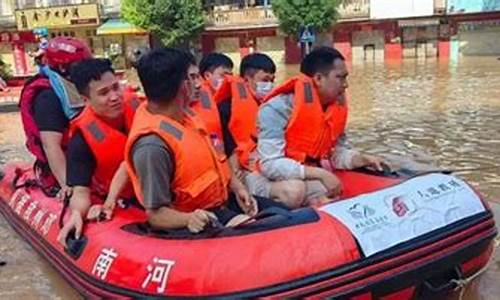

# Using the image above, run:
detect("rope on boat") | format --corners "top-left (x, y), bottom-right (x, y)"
top-left (58, 191), bottom-right (72, 229)
top-left (452, 237), bottom-right (500, 300)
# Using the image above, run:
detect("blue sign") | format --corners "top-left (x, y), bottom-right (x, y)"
top-left (33, 27), bottom-right (48, 37)
top-left (447, 0), bottom-right (500, 13)
top-left (299, 25), bottom-right (315, 43)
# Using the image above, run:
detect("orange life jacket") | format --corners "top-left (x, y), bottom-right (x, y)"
top-left (202, 78), bottom-right (218, 98)
top-left (69, 97), bottom-right (140, 197)
top-left (190, 82), bottom-right (224, 151)
top-left (264, 74), bottom-right (348, 164)
top-left (123, 84), bottom-right (145, 107)
top-left (214, 75), bottom-right (259, 170)
top-left (125, 103), bottom-right (231, 212)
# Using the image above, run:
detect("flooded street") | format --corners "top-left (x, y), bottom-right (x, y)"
top-left (1, 57), bottom-right (499, 299)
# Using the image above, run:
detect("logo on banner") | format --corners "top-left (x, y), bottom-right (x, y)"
top-left (392, 196), bottom-right (409, 217)
top-left (348, 203), bottom-right (375, 219)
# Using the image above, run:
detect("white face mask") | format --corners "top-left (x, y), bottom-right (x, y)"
top-left (255, 81), bottom-right (274, 99)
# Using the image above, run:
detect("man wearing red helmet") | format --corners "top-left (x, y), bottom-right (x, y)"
top-left (19, 37), bottom-right (92, 196)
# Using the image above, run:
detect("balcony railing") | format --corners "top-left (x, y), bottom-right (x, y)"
top-left (206, 1), bottom-right (371, 28)
top-left (337, 0), bottom-right (370, 20)
top-left (206, 7), bottom-right (277, 29)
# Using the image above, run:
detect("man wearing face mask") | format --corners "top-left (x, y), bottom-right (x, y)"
top-left (189, 57), bottom-right (283, 218)
top-left (199, 52), bottom-right (234, 97)
top-left (252, 47), bottom-right (387, 208)
top-left (214, 53), bottom-right (275, 170)
top-left (214, 53), bottom-right (306, 207)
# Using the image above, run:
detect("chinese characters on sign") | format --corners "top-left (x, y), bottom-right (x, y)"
top-left (15, 4), bottom-right (99, 31)
top-left (92, 248), bottom-right (119, 280)
top-left (9, 190), bottom-right (58, 236)
top-left (8, 189), bottom-right (181, 292)
top-left (142, 257), bottom-right (176, 293)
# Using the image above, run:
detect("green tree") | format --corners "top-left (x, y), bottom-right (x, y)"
top-left (0, 58), bottom-right (12, 80)
top-left (122, 0), bottom-right (205, 47)
top-left (271, 0), bottom-right (340, 37)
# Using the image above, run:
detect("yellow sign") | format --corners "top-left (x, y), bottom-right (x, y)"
top-left (15, 4), bottom-right (100, 31)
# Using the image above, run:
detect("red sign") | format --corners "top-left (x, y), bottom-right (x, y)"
top-left (13, 44), bottom-right (28, 76)
top-left (0, 31), bottom-right (36, 43)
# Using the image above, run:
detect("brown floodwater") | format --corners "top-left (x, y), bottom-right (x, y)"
top-left (0, 57), bottom-right (499, 299)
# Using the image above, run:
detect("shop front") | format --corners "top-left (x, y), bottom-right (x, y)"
top-left (399, 19), bottom-right (440, 58)
top-left (13, 3), bottom-right (100, 76)
top-left (0, 30), bottom-right (36, 77)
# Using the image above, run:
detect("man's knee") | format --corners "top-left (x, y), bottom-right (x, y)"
top-left (270, 180), bottom-right (306, 209)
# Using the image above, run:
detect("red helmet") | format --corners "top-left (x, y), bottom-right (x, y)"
top-left (45, 37), bottom-right (92, 68)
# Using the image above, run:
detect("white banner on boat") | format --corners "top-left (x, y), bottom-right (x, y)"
top-left (320, 173), bottom-right (486, 257)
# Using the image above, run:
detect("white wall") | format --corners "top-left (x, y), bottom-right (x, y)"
top-left (370, 0), bottom-right (434, 19)
top-left (256, 36), bottom-right (285, 65)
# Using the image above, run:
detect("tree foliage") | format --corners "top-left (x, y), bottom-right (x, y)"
top-left (271, 0), bottom-right (340, 37)
top-left (0, 58), bottom-right (11, 80)
top-left (121, 0), bottom-right (205, 47)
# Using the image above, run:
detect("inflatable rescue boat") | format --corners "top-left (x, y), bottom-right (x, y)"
top-left (0, 162), bottom-right (496, 299)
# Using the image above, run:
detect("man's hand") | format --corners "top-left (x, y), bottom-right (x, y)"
top-left (187, 209), bottom-right (218, 233)
top-left (234, 186), bottom-right (258, 216)
top-left (86, 195), bottom-right (119, 222)
top-left (103, 197), bottom-right (117, 211)
top-left (360, 154), bottom-right (389, 172)
top-left (318, 169), bottom-right (342, 198)
top-left (57, 210), bottom-right (84, 248)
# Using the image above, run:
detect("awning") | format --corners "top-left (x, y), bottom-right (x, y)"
top-left (96, 19), bottom-right (147, 35)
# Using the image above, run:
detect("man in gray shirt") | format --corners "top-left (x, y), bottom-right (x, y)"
top-left (127, 48), bottom-right (285, 234)
top-left (245, 47), bottom-right (387, 208)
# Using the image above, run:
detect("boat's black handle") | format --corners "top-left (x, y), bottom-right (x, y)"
top-left (230, 207), bottom-right (294, 230)
top-left (352, 165), bottom-right (396, 178)
top-left (422, 267), bottom-right (462, 293)
top-left (64, 229), bottom-right (88, 260)
top-left (352, 163), bottom-right (423, 179)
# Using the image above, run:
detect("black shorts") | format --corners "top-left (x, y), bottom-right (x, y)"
top-left (210, 193), bottom-right (290, 225)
